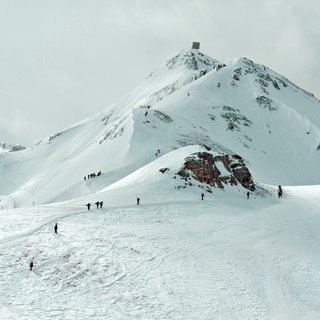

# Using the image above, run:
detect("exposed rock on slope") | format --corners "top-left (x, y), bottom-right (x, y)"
top-left (0, 142), bottom-right (25, 152)
top-left (176, 152), bottom-right (255, 191)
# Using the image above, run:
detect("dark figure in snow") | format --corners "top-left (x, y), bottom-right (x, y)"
top-left (137, 198), bottom-right (140, 205)
top-left (247, 192), bottom-right (250, 199)
top-left (84, 176), bottom-right (86, 181)
top-left (145, 111), bottom-right (148, 117)
top-left (97, 171), bottom-right (101, 176)
top-left (100, 201), bottom-right (103, 209)
top-left (278, 185), bottom-right (283, 198)
top-left (157, 149), bottom-right (160, 154)
top-left (88, 174), bottom-right (90, 179)
top-left (86, 203), bottom-right (91, 210)
top-left (201, 193), bottom-right (204, 200)
top-left (95, 201), bottom-right (100, 209)
top-left (54, 223), bottom-right (58, 234)
top-left (29, 261), bottom-right (34, 271)
top-left (155, 153), bottom-right (158, 157)
top-left (188, 92), bottom-right (190, 96)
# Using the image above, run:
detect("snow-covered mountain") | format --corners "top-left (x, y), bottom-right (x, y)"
top-left (0, 49), bottom-right (320, 207)
top-left (1, 49), bottom-right (320, 319)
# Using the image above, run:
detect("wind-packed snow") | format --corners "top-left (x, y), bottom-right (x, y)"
top-left (0, 48), bottom-right (320, 319)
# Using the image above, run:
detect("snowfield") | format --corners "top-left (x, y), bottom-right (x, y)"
top-left (1, 186), bottom-right (320, 319)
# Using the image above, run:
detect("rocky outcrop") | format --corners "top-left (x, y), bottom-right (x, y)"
top-left (0, 142), bottom-right (25, 152)
top-left (176, 152), bottom-right (255, 191)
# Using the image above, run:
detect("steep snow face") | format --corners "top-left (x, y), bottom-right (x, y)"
top-left (0, 49), bottom-right (319, 207)
top-left (104, 50), bottom-right (218, 112)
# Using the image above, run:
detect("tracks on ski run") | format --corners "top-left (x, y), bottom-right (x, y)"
top-left (1, 200), bottom-right (320, 319)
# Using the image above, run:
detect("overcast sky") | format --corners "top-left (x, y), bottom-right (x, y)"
top-left (1, 0), bottom-right (319, 145)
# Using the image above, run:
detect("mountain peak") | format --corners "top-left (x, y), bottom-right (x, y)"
top-left (165, 49), bottom-right (217, 71)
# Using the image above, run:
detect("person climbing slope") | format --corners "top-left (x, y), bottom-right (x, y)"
top-left (278, 185), bottom-right (283, 198)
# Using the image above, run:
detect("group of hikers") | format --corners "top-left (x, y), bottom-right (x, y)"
top-left (84, 171), bottom-right (102, 181)
top-left (86, 201), bottom-right (104, 210)
top-left (29, 185), bottom-right (284, 271)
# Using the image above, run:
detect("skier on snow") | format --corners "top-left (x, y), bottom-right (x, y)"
top-left (95, 201), bottom-right (100, 209)
top-left (137, 197), bottom-right (140, 205)
top-left (201, 193), bottom-right (204, 200)
top-left (29, 261), bottom-right (34, 271)
top-left (86, 203), bottom-right (91, 210)
top-left (54, 223), bottom-right (58, 234)
top-left (100, 201), bottom-right (103, 209)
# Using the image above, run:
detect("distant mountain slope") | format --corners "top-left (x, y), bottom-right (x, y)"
top-left (0, 49), bottom-right (319, 207)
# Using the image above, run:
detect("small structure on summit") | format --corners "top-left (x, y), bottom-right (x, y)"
top-left (192, 42), bottom-right (200, 50)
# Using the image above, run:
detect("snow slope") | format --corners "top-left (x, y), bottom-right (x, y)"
top-left (1, 182), bottom-right (320, 319)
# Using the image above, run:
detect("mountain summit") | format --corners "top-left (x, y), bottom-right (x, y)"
top-left (0, 49), bottom-right (320, 207)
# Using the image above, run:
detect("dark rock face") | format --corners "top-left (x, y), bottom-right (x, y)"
top-left (176, 152), bottom-right (255, 191)
top-left (0, 142), bottom-right (25, 152)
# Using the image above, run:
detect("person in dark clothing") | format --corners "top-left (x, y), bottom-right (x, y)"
top-left (84, 176), bottom-right (86, 181)
top-left (86, 203), bottom-right (91, 210)
top-left (278, 185), bottom-right (283, 198)
top-left (247, 192), bottom-right (250, 199)
top-left (54, 223), bottom-right (58, 234)
top-left (201, 193), bottom-right (204, 200)
top-left (95, 201), bottom-right (100, 209)
top-left (100, 201), bottom-right (103, 209)
top-left (157, 149), bottom-right (160, 154)
top-left (29, 261), bottom-right (34, 271)
top-left (137, 198), bottom-right (140, 205)
top-left (145, 111), bottom-right (148, 116)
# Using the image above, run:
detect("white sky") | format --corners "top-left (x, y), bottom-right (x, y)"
top-left (0, 0), bottom-right (319, 145)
